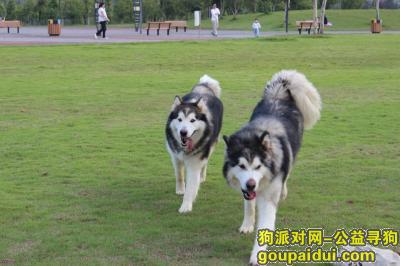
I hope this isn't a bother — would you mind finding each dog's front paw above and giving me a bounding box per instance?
[239,222,254,234]
[178,202,192,213]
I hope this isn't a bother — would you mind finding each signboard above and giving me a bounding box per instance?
[194,11,201,27]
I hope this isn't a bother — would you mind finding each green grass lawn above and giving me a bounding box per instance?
[1,35,399,265]
[197,9,400,31]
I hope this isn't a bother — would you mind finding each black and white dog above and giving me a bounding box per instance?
[222,70,321,265]
[166,75,223,213]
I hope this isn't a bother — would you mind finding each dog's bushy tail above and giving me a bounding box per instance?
[199,74,222,98]
[264,70,321,129]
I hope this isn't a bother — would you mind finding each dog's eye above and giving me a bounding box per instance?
[190,119,196,123]
[239,164,246,170]
[178,118,182,122]
[255,165,261,170]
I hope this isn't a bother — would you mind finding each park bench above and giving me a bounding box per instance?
[296,20,320,35]
[0,20,21,33]
[146,22,171,36]
[165,20,187,32]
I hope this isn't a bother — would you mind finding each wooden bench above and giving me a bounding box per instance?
[296,20,320,35]
[0,20,21,33]
[165,20,187,32]
[146,22,171,36]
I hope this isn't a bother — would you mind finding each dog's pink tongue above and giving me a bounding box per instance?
[187,138,193,151]
[248,191,256,200]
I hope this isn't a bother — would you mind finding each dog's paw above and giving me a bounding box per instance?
[239,223,254,234]
[178,202,192,213]
[200,176,206,183]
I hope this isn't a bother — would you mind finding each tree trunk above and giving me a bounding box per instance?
[376,0,380,20]
[320,0,328,34]
[312,0,318,34]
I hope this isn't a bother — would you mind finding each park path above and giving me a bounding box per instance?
[1,26,399,45]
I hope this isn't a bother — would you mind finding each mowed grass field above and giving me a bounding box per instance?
[1,35,399,265]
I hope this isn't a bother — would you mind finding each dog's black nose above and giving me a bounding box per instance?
[180,130,188,137]
[246,179,256,191]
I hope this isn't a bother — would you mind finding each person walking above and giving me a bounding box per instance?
[252,18,261,37]
[94,3,110,39]
[210,3,220,36]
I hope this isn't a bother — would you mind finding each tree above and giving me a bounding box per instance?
[242,0,259,13]
[290,0,311,9]
[341,0,364,9]
[225,0,244,17]
[160,0,187,19]
[142,0,162,22]
[271,0,285,11]
[81,0,90,25]
[20,0,37,24]
[36,0,48,23]
[64,0,84,24]
[48,0,58,19]
[6,0,16,19]
[312,0,318,34]
[113,0,132,23]
[319,0,328,33]
[257,0,273,14]
[252,0,257,12]
[375,0,380,20]
[0,2,5,17]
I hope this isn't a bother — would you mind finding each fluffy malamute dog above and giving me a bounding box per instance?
[222,70,321,265]
[166,75,223,213]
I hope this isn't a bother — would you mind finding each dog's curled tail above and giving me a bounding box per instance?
[199,74,222,98]
[265,70,322,130]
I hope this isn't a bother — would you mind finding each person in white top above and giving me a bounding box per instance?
[210,3,220,36]
[252,18,261,37]
[95,3,110,39]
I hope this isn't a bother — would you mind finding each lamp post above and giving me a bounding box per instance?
[285,0,290,33]
[133,0,142,34]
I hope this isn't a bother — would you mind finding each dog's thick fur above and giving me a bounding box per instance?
[222,70,321,265]
[166,75,223,213]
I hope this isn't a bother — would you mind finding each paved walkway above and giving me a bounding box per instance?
[0,26,399,45]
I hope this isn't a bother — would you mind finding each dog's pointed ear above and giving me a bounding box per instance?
[260,131,272,152]
[171,96,182,111]
[195,97,207,112]
[223,135,230,146]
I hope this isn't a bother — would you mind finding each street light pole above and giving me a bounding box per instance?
[285,0,290,33]
[133,0,143,34]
